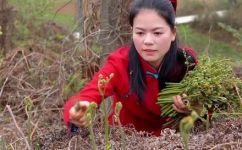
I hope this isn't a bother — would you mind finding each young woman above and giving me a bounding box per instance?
[63,0,197,136]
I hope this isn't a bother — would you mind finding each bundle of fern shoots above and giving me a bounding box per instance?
[157,55,242,128]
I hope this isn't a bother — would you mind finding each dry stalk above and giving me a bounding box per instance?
[52,0,73,21]
[6,105,31,150]
[68,136,78,150]
[30,120,39,140]
[9,143,15,149]
[31,108,63,113]
[209,141,242,150]
[233,83,242,105]
[21,49,31,71]
[0,77,8,98]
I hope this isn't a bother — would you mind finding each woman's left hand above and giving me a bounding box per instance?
[172,95,190,114]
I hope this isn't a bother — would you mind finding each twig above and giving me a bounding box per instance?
[30,120,39,142]
[9,143,14,149]
[68,136,78,150]
[0,77,8,98]
[214,112,242,115]
[209,141,242,150]
[233,83,242,105]
[52,0,72,21]
[31,108,63,113]
[21,49,30,71]
[41,88,59,106]
[204,25,212,54]
[10,75,35,90]
[6,105,32,150]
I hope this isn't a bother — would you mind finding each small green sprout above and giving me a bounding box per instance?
[180,111,199,150]
[24,96,34,145]
[114,102,126,150]
[85,102,98,150]
[98,73,114,150]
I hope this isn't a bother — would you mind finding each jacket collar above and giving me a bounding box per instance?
[138,55,161,79]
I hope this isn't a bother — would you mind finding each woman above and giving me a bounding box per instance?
[63,0,197,136]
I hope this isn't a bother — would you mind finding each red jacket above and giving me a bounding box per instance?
[63,46,197,136]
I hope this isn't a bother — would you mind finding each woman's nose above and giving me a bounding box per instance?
[144,34,154,45]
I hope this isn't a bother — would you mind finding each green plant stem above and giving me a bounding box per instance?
[24,96,33,146]
[89,120,97,150]
[27,109,32,145]
[114,102,126,150]
[85,103,97,150]
[102,95,111,150]
[180,111,199,150]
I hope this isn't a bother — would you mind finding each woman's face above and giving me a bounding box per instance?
[132,9,176,69]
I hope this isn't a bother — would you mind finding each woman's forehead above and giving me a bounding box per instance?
[133,9,169,29]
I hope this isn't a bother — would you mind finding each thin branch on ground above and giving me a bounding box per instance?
[0,77,8,98]
[30,120,39,141]
[209,141,242,150]
[6,105,32,150]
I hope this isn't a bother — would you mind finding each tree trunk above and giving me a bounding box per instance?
[99,0,111,64]
[0,0,16,55]
[229,0,237,8]
[76,0,84,36]
[78,0,133,64]
[99,0,132,64]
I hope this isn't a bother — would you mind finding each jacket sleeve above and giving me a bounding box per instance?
[63,53,120,124]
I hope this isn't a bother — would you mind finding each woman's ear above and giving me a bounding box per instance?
[171,27,177,41]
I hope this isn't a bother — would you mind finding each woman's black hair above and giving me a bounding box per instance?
[128,0,177,101]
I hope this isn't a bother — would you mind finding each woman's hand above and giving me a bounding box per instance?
[172,95,190,114]
[69,101,90,128]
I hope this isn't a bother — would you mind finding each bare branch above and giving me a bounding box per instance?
[6,105,32,150]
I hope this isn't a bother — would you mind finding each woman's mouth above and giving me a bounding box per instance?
[143,49,156,55]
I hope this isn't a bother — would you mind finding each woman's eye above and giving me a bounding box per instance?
[154,32,162,36]
[136,32,144,35]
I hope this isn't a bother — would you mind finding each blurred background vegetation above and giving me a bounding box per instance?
[2,0,241,60]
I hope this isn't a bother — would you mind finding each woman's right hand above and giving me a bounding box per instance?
[69,101,90,128]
